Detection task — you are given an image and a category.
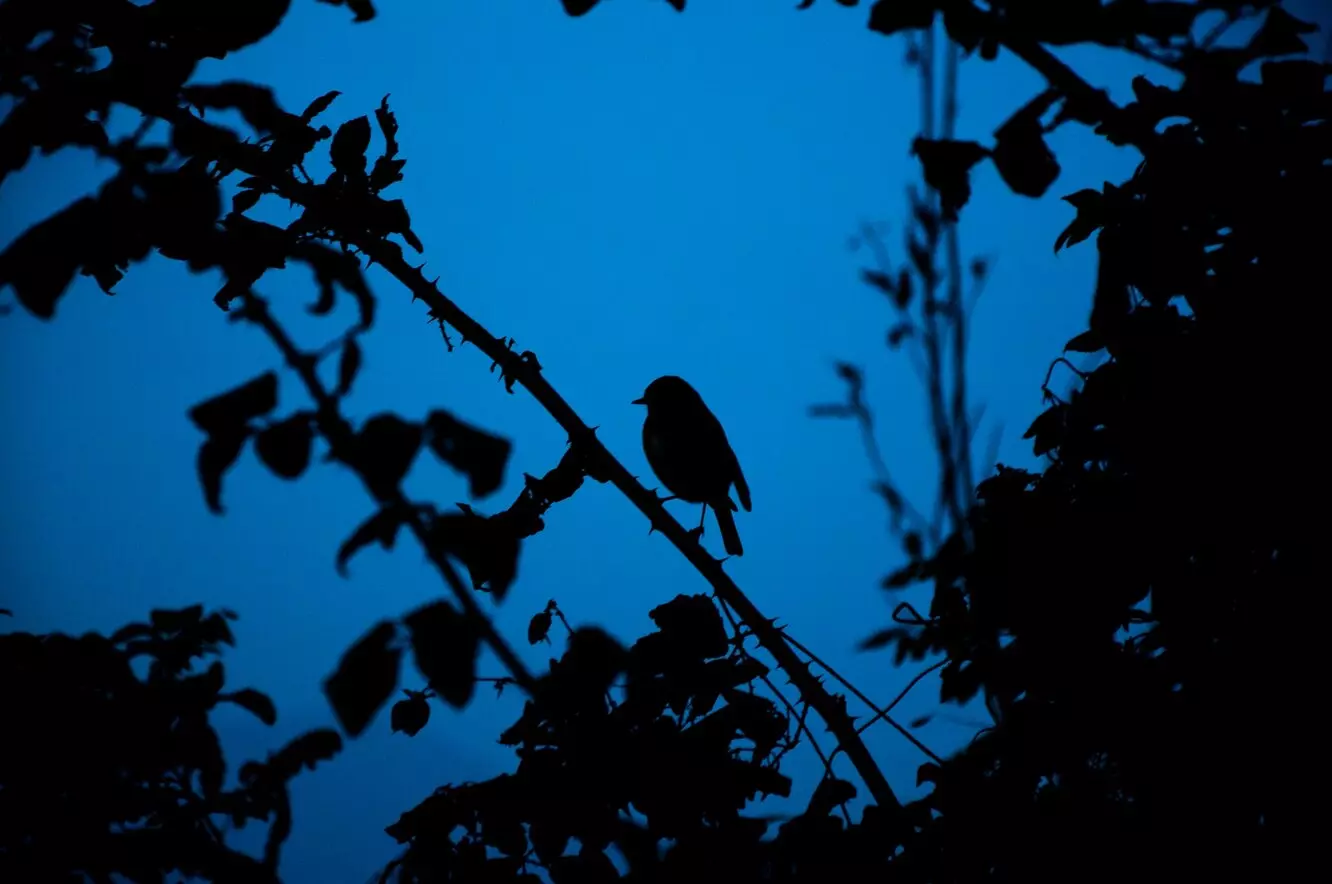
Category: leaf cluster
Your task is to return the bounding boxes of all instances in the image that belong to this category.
[0,606,341,883]
[861,2,1328,879]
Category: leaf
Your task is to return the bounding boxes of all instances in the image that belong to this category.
[560,0,601,15]
[197,429,250,514]
[1022,404,1067,458]
[425,508,524,600]
[291,241,375,330]
[1247,6,1317,57]
[425,410,513,498]
[255,415,314,480]
[910,714,933,728]
[188,372,280,436]
[648,594,728,661]
[336,338,362,397]
[231,189,262,215]
[1054,188,1106,252]
[266,728,344,782]
[991,114,1060,199]
[330,116,372,177]
[1063,330,1105,353]
[528,610,553,645]
[352,415,423,490]
[403,601,482,709]
[369,157,406,192]
[862,269,898,298]
[390,693,430,736]
[223,688,278,725]
[300,90,342,122]
[0,197,98,319]
[912,138,989,220]
[882,561,924,589]
[858,629,900,650]
[324,621,402,737]
[887,322,914,348]
[868,0,937,37]
[336,505,412,577]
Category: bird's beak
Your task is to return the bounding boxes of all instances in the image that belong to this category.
[631,396,646,405]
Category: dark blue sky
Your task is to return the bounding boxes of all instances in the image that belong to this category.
[2,1,1326,880]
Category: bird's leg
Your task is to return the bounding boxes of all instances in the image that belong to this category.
[687,504,707,542]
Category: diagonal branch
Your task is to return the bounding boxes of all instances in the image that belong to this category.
[137,103,903,810]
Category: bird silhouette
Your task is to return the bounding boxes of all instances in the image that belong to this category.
[633,375,751,556]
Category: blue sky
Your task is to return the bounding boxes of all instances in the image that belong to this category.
[2,1,1326,880]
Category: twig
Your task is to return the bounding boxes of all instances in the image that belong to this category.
[715,597,851,825]
[856,658,947,737]
[780,629,943,765]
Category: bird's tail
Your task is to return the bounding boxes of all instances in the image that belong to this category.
[713,502,744,557]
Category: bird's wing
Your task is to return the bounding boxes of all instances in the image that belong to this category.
[730,447,751,512]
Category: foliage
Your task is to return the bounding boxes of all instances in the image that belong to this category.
[0,605,341,883]
[2,0,1327,882]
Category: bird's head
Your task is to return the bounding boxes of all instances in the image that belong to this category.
[632,375,700,409]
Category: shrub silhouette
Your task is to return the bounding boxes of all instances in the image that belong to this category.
[2,0,1326,882]
[0,606,341,882]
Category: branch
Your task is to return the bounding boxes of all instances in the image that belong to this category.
[127,98,901,808]
[353,239,902,809]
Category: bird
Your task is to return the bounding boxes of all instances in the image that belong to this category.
[633,375,751,557]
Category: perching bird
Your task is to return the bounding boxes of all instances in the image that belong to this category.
[633,375,751,557]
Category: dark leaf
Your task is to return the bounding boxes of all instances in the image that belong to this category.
[528,610,553,645]
[291,241,375,330]
[910,714,932,728]
[271,729,344,779]
[255,414,314,480]
[231,189,262,215]
[324,621,401,737]
[188,372,280,436]
[352,414,423,489]
[1054,189,1106,253]
[862,269,898,298]
[649,594,729,660]
[1022,404,1066,458]
[887,322,914,348]
[369,157,407,192]
[560,0,601,15]
[426,509,523,600]
[330,116,373,177]
[859,629,899,650]
[336,505,412,577]
[197,429,250,514]
[992,115,1060,199]
[301,90,342,122]
[1248,6,1317,57]
[223,688,278,725]
[912,138,989,220]
[1064,330,1105,353]
[403,601,482,709]
[390,693,430,736]
[425,410,513,498]
[0,197,97,318]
